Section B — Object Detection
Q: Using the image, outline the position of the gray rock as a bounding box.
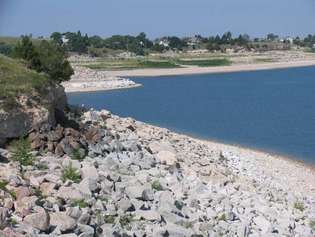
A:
[50,212,77,233]
[66,207,82,219]
[78,178,98,197]
[0,207,9,229]
[135,210,161,221]
[77,224,94,237]
[142,188,154,201]
[117,198,135,212]
[23,207,50,231]
[253,216,271,234]
[125,185,146,199]
[81,164,99,180]
[57,186,84,200]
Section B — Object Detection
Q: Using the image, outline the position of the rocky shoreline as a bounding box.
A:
[0,109,314,236]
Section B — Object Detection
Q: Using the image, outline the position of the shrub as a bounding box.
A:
[294,201,305,212]
[0,180,16,199]
[104,215,116,224]
[12,35,73,83]
[217,213,227,221]
[71,199,88,208]
[151,180,163,191]
[61,165,81,183]
[71,148,85,161]
[10,137,34,166]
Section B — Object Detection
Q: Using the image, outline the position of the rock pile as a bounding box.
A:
[0,109,314,236]
[62,67,141,93]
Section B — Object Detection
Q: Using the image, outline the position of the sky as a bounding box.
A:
[0,0,315,39]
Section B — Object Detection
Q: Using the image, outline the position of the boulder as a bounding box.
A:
[0,84,67,147]
[23,207,50,231]
[50,212,77,233]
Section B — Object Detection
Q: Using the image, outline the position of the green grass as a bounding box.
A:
[0,54,51,109]
[255,58,276,63]
[86,59,180,70]
[178,58,231,67]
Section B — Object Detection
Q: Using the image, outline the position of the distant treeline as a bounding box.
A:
[1,31,315,57]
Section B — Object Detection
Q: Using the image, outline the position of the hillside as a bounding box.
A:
[0,54,66,146]
[0,54,51,105]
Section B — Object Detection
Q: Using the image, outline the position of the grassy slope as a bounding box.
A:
[86,59,180,70]
[0,54,50,100]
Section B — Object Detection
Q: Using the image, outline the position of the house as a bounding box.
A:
[61,35,69,44]
[158,38,170,48]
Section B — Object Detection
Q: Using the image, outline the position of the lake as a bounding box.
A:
[68,66,315,164]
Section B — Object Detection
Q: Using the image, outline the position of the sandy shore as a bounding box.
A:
[106,60,315,77]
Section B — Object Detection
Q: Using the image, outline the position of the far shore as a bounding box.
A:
[63,83,142,93]
[105,60,315,77]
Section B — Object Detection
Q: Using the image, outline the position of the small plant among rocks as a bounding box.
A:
[309,220,315,230]
[10,137,34,171]
[71,199,88,208]
[71,148,85,161]
[61,165,81,183]
[119,214,134,230]
[152,180,163,191]
[217,213,227,221]
[104,215,116,224]
[0,180,16,199]
[174,200,184,210]
[294,201,305,212]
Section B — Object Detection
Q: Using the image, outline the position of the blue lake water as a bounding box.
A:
[68,66,315,164]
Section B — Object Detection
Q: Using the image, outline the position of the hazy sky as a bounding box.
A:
[1,0,315,39]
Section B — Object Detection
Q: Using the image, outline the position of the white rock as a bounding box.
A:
[156,150,177,166]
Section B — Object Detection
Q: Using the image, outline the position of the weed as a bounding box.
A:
[104,215,116,224]
[174,200,184,210]
[152,180,163,191]
[10,137,34,166]
[71,199,88,208]
[217,213,226,221]
[0,180,16,199]
[294,201,305,212]
[71,148,85,161]
[119,214,134,229]
[61,165,81,183]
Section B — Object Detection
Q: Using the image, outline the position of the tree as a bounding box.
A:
[64,31,89,54]
[221,32,232,44]
[37,40,74,82]
[13,36,73,83]
[50,32,63,46]
[168,36,187,50]
[0,42,13,56]
[12,35,41,70]
[88,35,104,48]
[267,33,279,41]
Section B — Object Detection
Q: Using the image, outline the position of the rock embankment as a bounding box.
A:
[0,109,314,236]
[62,66,141,93]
